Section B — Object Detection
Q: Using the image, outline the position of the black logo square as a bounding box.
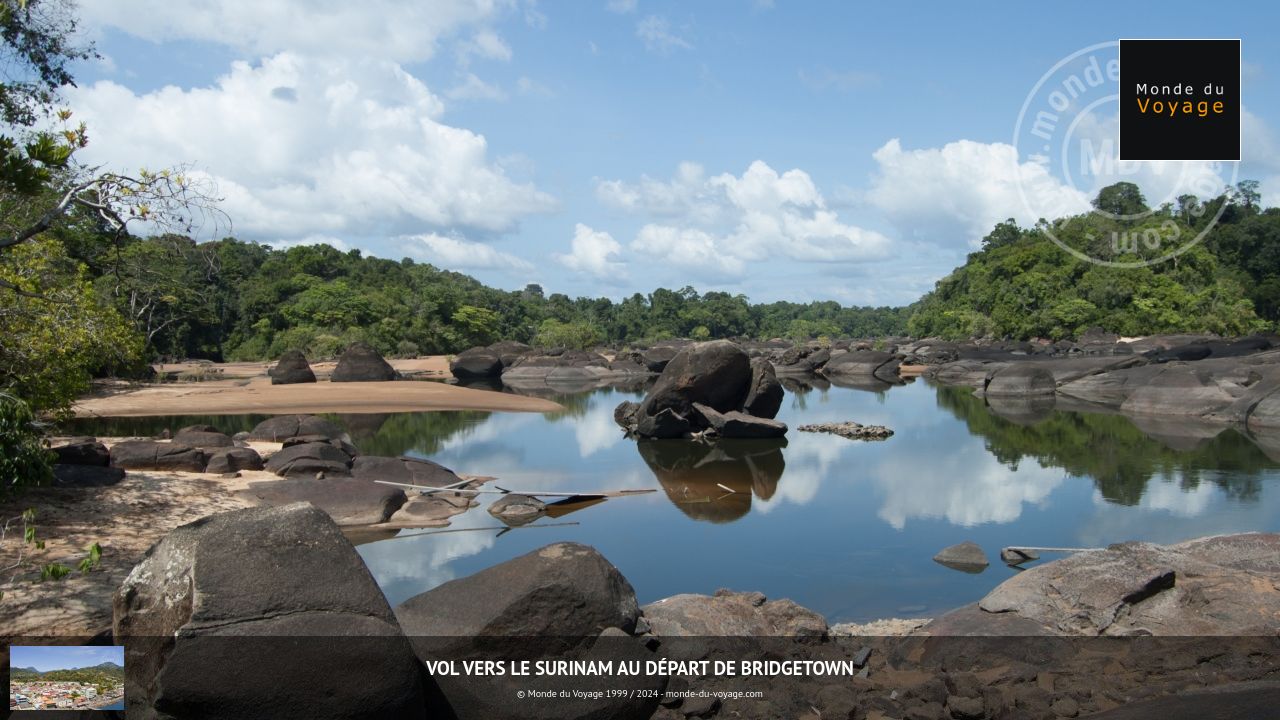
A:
[1119,39,1240,161]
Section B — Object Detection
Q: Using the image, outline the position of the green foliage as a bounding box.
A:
[906,183,1276,340]
[0,395,53,496]
[534,318,604,349]
[39,561,70,580]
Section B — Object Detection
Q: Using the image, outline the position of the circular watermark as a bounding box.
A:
[1013,41,1238,268]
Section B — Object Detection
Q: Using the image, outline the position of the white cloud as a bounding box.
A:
[68,53,555,242]
[456,28,513,65]
[606,0,638,13]
[600,160,891,278]
[80,0,512,63]
[405,233,534,273]
[867,138,1091,248]
[636,15,692,54]
[447,72,508,101]
[556,224,625,277]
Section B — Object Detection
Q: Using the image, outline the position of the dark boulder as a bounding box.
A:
[110,441,209,473]
[1153,341,1214,363]
[113,503,424,718]
[613,400,641,431]
[268,349,317,385]
[51,438,110,467]
[331,342,398,382]
[173,427,235,448]
[247,415,346,442]
[264,441,354,477]
[396,542,641,657]
[635,407,693,439]
[450,346,503,380]
[693,403,787,439]
[984,364,1056,397]
[241,478,407,525]
[638,340,752,423]
[742,358,784,419]
[52,464,126,488]
[350,455,463,488]
[488,340,532,368]
[205,447,264,474]
[282,434,361,458]
[642,345,678,373]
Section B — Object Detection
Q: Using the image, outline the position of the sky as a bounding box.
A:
[60,1,1280,306]
[10,645,123,672]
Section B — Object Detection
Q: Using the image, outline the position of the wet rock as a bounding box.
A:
[331,342,399,382]
[742,358,784,419]
[641,589,828,637]
[113,503,423,718]
[984,363,1056,397]
[52,464,126,487]
[242,478,407,525]
[110,441,209,472]
[636,407,694,439]
[204,447,264,474]
[933,541,989,573]
[268,349,317,385]
[51,438,110,466]
[797,421,893,441]
[1000,547,1040,565]
[693,403,787,439]
[487,493,547,525]
[247,414,346,442]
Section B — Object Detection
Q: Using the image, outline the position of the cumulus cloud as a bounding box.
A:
[67,53,555,243]
[456,28,513,66]
[556,224,625,277]
[636,15,692,54]
[79,0,511,63]
[599,160,891,279]
[867,138,1091,248]
[447,72,508,101]
[405,233,533,273]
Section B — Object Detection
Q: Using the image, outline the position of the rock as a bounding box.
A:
[742,358,784,419]
[51,438,110,466]
[1056,364,1167,408]
[984,364,1056,397]
[821,350,900,380]
[1080,681,1280,719]
[113,503,424,718]
[1078,326,1119,345]
[641,589,827,637]
[450,346,503,380]
[640,340,753,422]
[52,464,126,487]
[947,694,985,720]
[282,434,360,458]
[933,541,989,573]
[636,407,694,439]
[693,403,787,439]
[242,478,407,525]
[1051,696,1080,717]
[797,422,893,441]
[247,415,346,442]
[396,542,640,659]
[172,428,235,448]
[1120,366,1237,418]
[1153,342,1214,363]
[267,349,317,385]
[264,441,355,477]
[488,340,532,368]
[614,400,641,431]
[1000,547,1040,565]
[204,447,264,474]
[487,493,547,525]
[331,342,398,382]
[639,440,786,523]
[642,346,679,373]
[350,455,463,488]
[109,441,209,472]
[976,534,1280,635]
[681,694,720,718]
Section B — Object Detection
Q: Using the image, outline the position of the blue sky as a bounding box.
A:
[64,2,1280,306]
[10,645,123,672]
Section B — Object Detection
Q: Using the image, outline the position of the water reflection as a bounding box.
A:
[637,439,787,523]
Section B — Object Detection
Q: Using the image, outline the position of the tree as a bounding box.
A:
[1092,182,1148,217]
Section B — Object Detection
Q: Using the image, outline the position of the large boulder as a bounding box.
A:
[641,589,828,637]
[487,340,532,368]
[642,340,752,418]
[983,363,1056,397]
[641,345,678,373]
[264,441,355,478]
[973,533,1280,636]
[331,342,398,382]
[267,349,317,385]
[450,346,503,380]
[173,426,235,448]
[51,437,110,466]
[112,503,424,718]
[110,441,209,472]
[693,403,787,439]
[247,415,346,442]
[204,447,264,474]
[742,358,784,419]
[241,477,407,525]
[350,455,463,488]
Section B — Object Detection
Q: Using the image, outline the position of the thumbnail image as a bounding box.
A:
[9,646,124,712]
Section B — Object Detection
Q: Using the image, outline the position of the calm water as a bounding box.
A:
[69,380,1280,623]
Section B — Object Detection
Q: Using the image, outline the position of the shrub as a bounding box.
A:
[0,395,53,498]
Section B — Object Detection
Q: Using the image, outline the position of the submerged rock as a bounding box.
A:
[486,493,547,525]
[797,422,893,441]
[933,541,989,573]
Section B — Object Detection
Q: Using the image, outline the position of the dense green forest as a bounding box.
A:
[908,181,1278,340]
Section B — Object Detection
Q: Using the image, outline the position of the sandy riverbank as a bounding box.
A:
[73,357,562,417]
